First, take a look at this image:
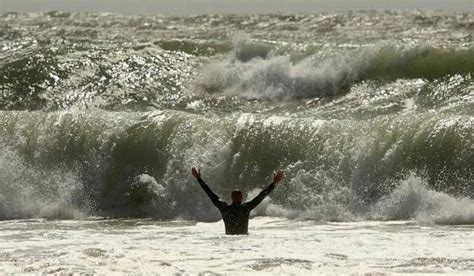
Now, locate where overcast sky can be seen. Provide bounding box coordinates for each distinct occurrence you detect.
[1,0,473,14]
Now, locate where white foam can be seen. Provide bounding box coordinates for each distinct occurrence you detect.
[1,218,472,274]
[371,174,474,225]
[0,146,87,220]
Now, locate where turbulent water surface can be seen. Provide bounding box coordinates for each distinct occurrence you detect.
[0,11,473,274]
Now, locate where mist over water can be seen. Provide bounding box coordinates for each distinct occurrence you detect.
[0,11,473,224]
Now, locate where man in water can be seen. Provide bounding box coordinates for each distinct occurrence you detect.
[191,167,284,235]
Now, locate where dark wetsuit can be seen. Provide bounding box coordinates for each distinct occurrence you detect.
[197,178,275,235]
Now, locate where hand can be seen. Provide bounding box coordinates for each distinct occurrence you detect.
[273,170,284,185]
[191,167,201,179]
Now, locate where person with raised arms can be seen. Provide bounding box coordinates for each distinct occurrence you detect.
[191,167,284,235]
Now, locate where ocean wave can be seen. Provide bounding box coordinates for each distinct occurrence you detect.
[1,11,472,224]
[198,39,473,100]
[0,110,471,223]
[154,39,233,56]
[251,174,474,225]
[370,174,474,225]
[0,45,198,111]
[0,146,88,220]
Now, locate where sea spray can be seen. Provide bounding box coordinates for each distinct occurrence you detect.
[1,110,472,222]
[0,11,473,224]
[370,174,474,225]
[198,40,473,100]
[0,145,88,220]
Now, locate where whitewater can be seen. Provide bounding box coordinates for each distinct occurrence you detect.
[0,11,473,274]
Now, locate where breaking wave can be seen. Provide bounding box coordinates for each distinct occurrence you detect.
[0,110,472,224]
[370,174,474,225]
[1,11,473,225]
[254,174,474,225]
[0,146,88,220]
[198,38,473,99]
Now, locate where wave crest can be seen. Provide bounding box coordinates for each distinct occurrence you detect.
[198,40,473,100]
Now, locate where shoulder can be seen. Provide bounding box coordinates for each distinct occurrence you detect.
[242,202,252,209]
[219,201,229,209]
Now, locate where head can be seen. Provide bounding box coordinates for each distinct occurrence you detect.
[231,190,243,204]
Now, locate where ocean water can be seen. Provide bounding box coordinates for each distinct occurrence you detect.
[1,218,473,274]
[0,11,473,274]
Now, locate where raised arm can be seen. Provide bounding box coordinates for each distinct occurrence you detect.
[244,171,284,210]
[192,168,226,210]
